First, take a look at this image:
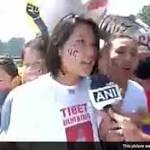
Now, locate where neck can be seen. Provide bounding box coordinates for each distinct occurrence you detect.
[112,75,128,88]
[56,71,81,86]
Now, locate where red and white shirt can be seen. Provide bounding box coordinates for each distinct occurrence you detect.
[0,73,99,142]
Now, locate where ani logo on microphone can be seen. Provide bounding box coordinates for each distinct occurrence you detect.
[89,82,122,110]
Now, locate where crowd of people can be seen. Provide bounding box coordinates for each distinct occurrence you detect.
[0,2,150,150]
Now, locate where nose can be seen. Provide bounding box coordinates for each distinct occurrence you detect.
[124,53,132,63]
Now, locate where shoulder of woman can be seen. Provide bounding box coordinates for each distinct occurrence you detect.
[128,80,145,91]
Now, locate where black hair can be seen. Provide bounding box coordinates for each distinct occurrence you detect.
[0,57,18,78]
[46,13,100,77]
[135,57,150,79]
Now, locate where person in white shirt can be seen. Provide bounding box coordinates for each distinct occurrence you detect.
[98,34,148,141]
[21,36,48,83]
[0,13,101,144]
[0,36,48,134]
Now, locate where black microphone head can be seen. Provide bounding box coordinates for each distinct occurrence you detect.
[90,74,110,89]
[89,74,122,110]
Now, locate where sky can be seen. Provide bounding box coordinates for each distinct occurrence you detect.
[0,0,150,42]
[108,0,150,15]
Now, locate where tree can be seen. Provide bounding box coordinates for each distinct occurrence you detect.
[7,38,25,56]
[138,4,150,26]
[0,38,25,57]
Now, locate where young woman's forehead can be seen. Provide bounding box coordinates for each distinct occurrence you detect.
[68,24,96,43]
[73,24,93,35]
[112,37,135,44]
[112,38,137,49]
[23,47,44,61]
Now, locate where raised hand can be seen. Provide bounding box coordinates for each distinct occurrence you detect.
[26,3,40,19]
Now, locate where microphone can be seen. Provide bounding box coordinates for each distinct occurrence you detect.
[89,74,122,110]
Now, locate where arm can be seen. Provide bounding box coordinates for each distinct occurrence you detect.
[140,132,150,141]
[1,96,13,132]
[26,3,48,36]
[108,109,150,141]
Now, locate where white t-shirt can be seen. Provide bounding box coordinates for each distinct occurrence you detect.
[0,73,99,142]
[121,80,148,113]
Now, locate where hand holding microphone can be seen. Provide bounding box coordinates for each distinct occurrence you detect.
[89,74,124,142]
[89,75,147,142]
[89,74,122,111]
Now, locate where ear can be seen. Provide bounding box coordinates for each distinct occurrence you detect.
[11,76,21,89]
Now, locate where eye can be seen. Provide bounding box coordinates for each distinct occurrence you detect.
[32,62,42,68]
[130,48,137,57]
[115,47,126,55]
[76,39,85,44]
[130,52,137,57]
[23,63,30,68]
[91,43,97,49]
[116,50,125,54]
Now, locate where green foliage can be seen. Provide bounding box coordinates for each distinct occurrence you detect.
[138,4,150,26]
[0,37,25,57]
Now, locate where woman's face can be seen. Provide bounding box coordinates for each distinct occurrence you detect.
[138,45,150,61]
[23,48,47,82]
[60,23,97,78]
[0,67,12,91]
[109,37,138,79]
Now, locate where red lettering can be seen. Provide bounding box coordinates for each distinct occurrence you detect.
[71,106,78,115]
[83,103,87,112]
[60,108,67,117]
[60,103,87,118]
[68,107,71,116]
[78,104,84,113]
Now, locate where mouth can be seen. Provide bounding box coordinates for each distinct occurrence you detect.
[81,61,94,66]
[122,67,131,71]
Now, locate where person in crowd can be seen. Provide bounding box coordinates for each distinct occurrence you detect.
[98,34,148,141]
[0,14,101,143]
[21,36,48,83]
[135,57,150,111]
[0,57,20,127]
[138,45,150,61]
[134,57,150,134]
[1,36,48,133]
[134,45,150,108]
[0,57,20,91]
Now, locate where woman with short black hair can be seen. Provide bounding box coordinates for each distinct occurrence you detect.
[1,14,100,144]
